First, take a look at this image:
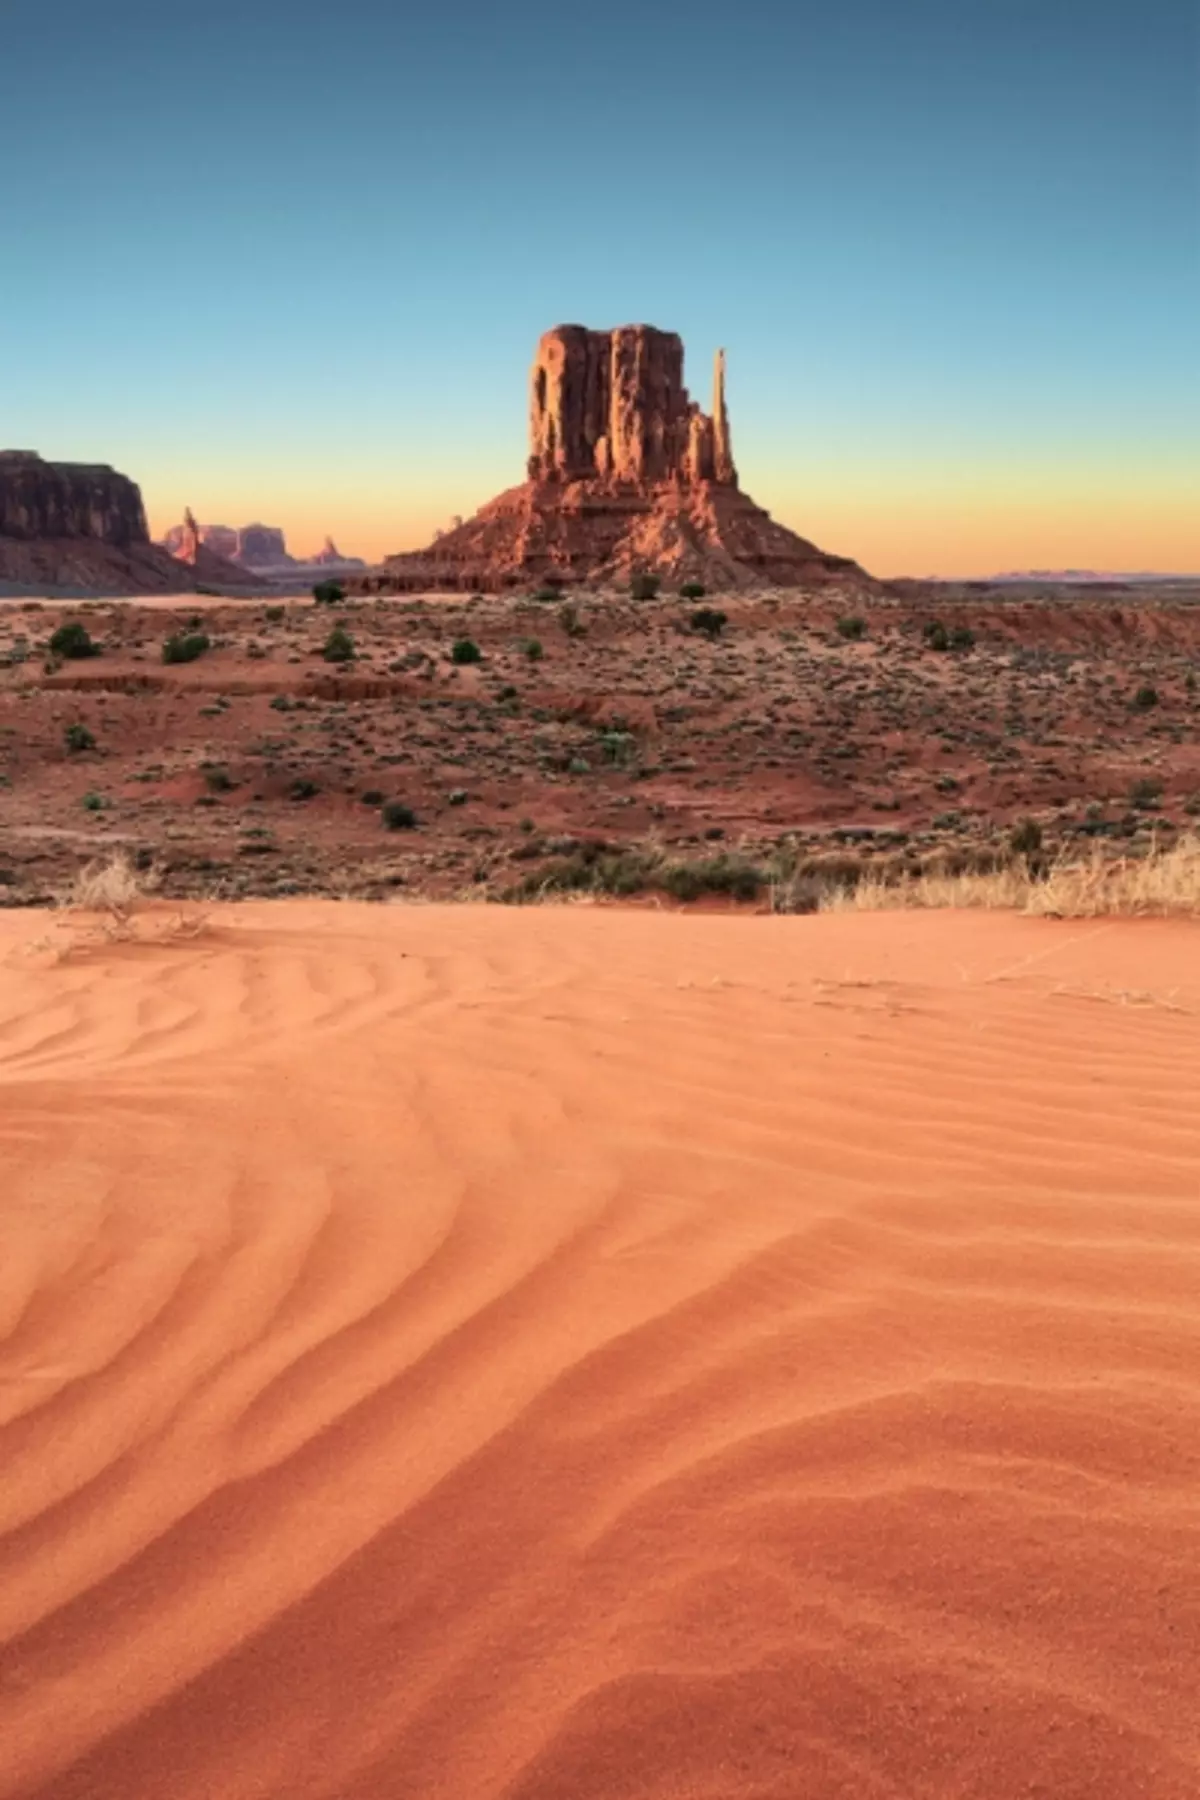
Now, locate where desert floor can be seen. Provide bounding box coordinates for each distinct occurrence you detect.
[2,583,1200,902]
[2,901,1198,1799]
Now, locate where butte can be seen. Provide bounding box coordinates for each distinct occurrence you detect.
[371,324,872,592]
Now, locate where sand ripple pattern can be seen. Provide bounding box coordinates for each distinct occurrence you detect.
[1,904,1198,1799]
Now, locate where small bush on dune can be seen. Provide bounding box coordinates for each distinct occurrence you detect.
[323,625,355,663]
[1132,684,1159,711]
[313,579,345,605]
[64,722,96,754]
[451,637,482,665]
[162,631,211,664]
[836,615,866,640]
[679,580,706,599]
[689,607,727,639]
[520,637,544,661]
[630,573,661,600]
[382,801,417,831]
[49,621,99,659]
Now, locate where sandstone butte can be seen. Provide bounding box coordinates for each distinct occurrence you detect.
[369,325,873,593]
[0,452,257,593]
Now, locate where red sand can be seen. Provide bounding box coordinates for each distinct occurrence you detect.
[1,904,1197,1798]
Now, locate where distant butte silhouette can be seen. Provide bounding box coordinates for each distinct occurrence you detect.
[370,325,873,592]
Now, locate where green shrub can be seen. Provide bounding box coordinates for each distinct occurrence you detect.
[64,722,96,754]
[204,765,235,792]
[679,580,706,599]
[1129,777,1163,809]
[49,621,98,659]
[448,788,469,806]
[689,607,727,639]
[382,801,417,830]
[630,573,661,600]
[949,625,975,651]
[361,788,385,805]
[162,631,211,664]
[836,615,866,641]
[451,637,482,665]
[264,605,285,622]
[1132,685,1159,711]
[313,579,345,605]
[520,637,544,661]
[923,621,950,652]
[1009,817,1043,857]
[659,853,764,903]
[323,625,355,663]
[81,791,104,812]
[559,602,585,638]
[531,583,564,602]
[289,778,319,801]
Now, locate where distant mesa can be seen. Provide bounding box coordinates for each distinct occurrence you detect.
[0,452,259,594]
[160,520,366,577]
[369,324,871,592]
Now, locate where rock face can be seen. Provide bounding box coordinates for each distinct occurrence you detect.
[0,451,148,547]
[526,326,737,489]
[373,325,869,592]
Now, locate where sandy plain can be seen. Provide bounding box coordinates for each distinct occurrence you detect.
[1,900,1198,1799]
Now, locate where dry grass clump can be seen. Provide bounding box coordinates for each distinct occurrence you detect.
[34,852,209,957]
[817,835,1200,919]
[56,851,161,921]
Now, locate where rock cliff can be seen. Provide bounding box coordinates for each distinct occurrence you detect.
[371,325,868,592]
[0,451,148,547]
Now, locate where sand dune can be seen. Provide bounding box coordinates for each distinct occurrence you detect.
[1,903,1198,1799]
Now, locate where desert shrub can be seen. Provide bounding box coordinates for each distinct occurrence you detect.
[451,637,482,665]
[599,729,637,767]
[1009,817,1043,858]
[162,630,211,664]
[1132,685,1159,711]
[679,580,706,599]
[1129,777,1163,810]
[689,607,728,639]
[520,637,544,661]
[264,605,285,622]
[289,779,319,801]
[630,573,661,601]
[361,788,385,805]
[559,602,585,638]
[922,621,950,652]
[836,615,866,640]
[203,765,235,792]
[531,582,564,602]
[50,621,98,659]
[64,722,96,754]
[382,801,417,830]
[949,625,975,651]
[323,625,355,663]
[660,853,764,903]
[81,791,104,812]
[448,787,469,806]
[313,579,345,605]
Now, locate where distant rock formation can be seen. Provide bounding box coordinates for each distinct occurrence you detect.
[169,507,269,589]
[159,521,364,576]
[311,535,365,569]
[0,452,258,593]
[236,523,294,569]
[371,325,870,592]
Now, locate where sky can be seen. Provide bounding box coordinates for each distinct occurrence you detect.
[1,0,1196,576]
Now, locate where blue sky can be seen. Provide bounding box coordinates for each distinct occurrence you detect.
[1,0,1196,571]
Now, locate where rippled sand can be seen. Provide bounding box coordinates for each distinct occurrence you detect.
[2,903,1198,1799]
